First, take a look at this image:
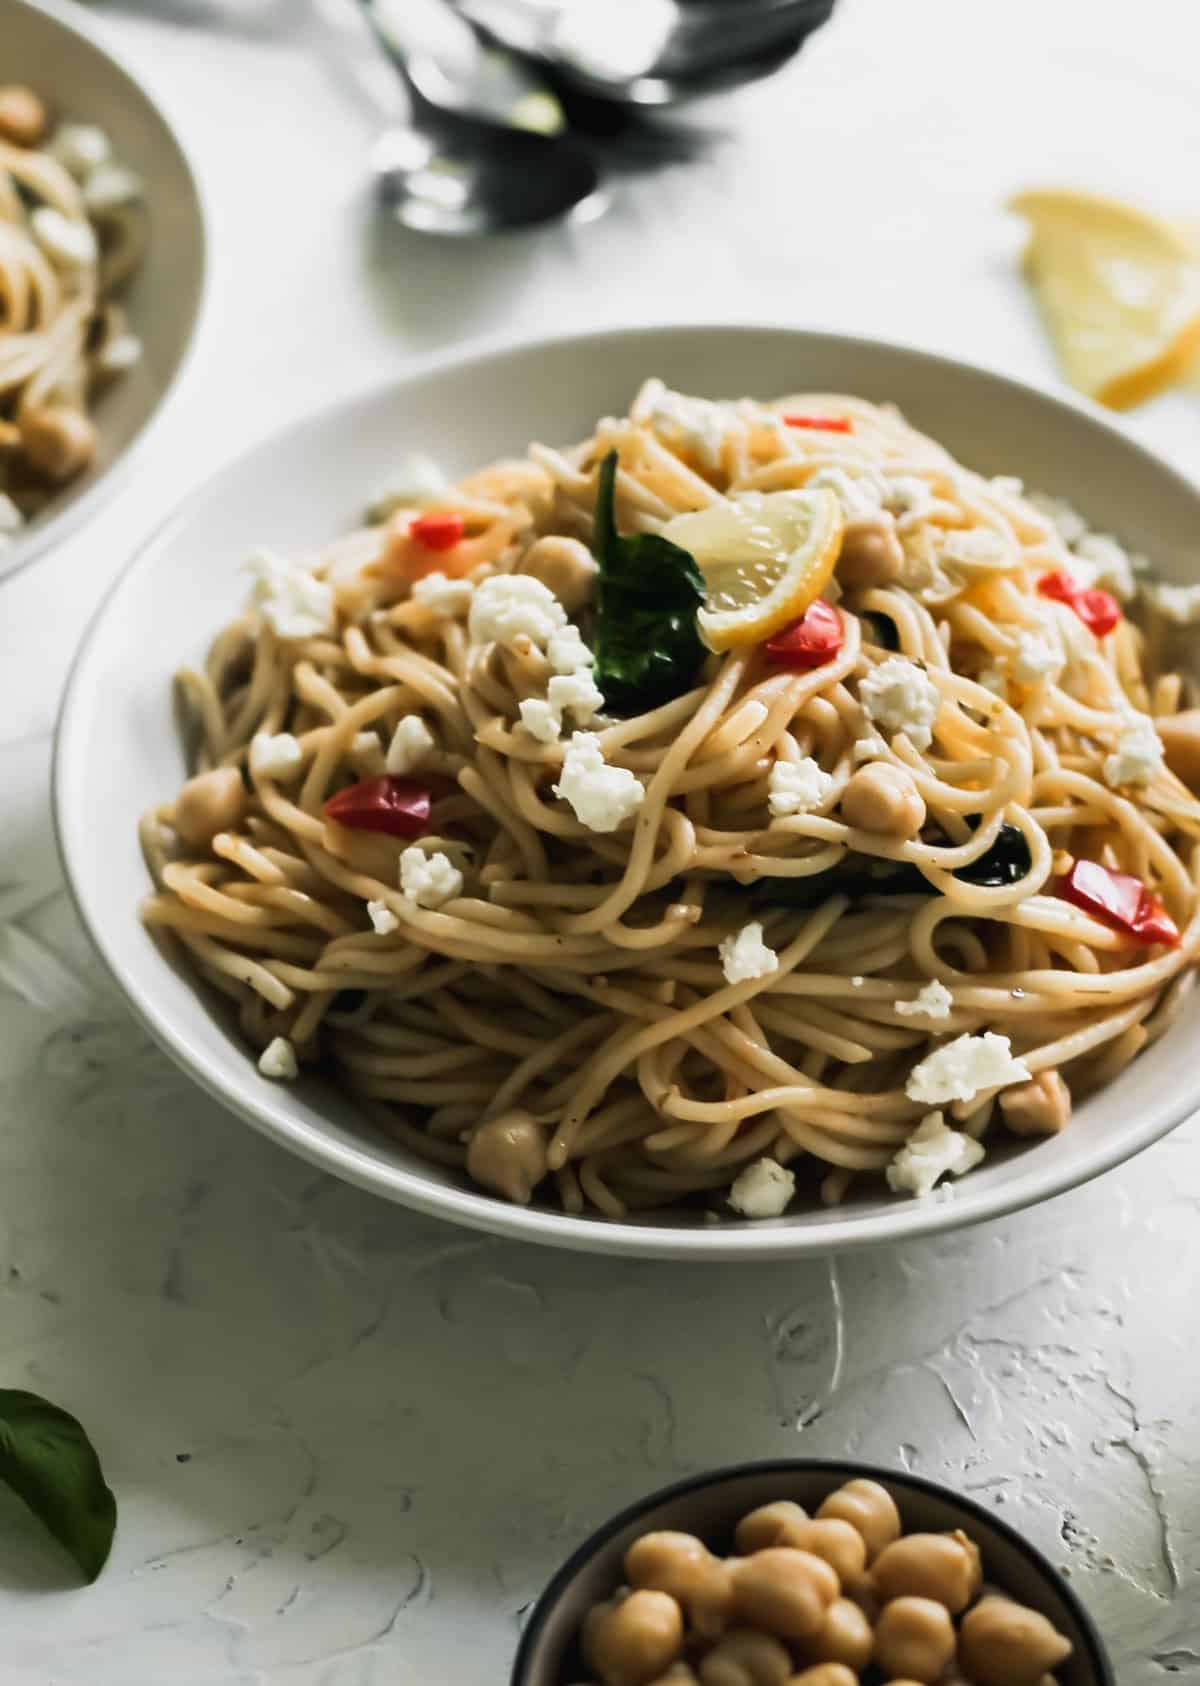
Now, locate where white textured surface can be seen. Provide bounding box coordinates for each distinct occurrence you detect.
[2,0,1200,1677]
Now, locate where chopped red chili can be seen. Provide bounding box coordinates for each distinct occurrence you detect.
[1037,570,1121,637]
[782,414,853,433]
[409,511,465,552]
[1058,858,1179,946]
[323,776,431,839]
[764,600,844,669]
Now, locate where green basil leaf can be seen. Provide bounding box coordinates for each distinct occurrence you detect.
[0,1390,116,1582]
[591,450,708,715]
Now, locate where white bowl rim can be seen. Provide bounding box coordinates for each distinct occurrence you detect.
[54,319,1200,1261]
[0,0,211,585]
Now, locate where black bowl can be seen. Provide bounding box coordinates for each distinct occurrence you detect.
[511,1459,1114,1685]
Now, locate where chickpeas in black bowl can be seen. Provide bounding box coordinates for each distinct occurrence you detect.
[512,1461,1112,1686]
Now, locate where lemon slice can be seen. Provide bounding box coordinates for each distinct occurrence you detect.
[663,489,843,652]
[1009,188,1200,409]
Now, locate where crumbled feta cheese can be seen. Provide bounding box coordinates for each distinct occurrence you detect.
[990,475,1024,497]
[553,732,645,832]
[96,332,142,375]
[808,466,885,520]
[859,658,941,751]
[0,494,23,535]
[1027,491,1088,546]
[1072,533,1137,601]
[728,1157,795,1218]
[411,571,473,616]
[367,899,399,935]
[244,548,336,640]
[399,845,463,909]
[647,387,728,468]
[258,1036,298,1081]
[941,528,1014,572]
[976,664,1008,697]
[49,123,110,179]
[30,207,97,269]
[519,698,562,743]
[367,453,449,521]
[1103,715,1164,788]
[852,735,888,762]
[886,1111,985,1198]
[718,921,778,986]
[1011,632,1063,685]
[547,670,603,725]
[768,757,834,817]
[249,732,303,779]
[82,162,142,213]
[386,714,434,775]
[906,1033,1030,1105]
[1144,581,1200,624]
[468,573,567,649]
[546,626,595,675]
[895,979,953,1020]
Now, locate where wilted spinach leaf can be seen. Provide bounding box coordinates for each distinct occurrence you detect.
[749,824,1033,908]
[0,1390,116,1582]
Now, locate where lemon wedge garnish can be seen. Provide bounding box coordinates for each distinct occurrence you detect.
[1010,188,1200,409]
[663,489,843,652]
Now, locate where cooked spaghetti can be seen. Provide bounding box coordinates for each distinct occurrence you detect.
[139,382,1200,1220]
[0,87,144,538]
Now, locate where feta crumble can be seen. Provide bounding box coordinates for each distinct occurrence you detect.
[411,571,473,616]
[895,979,953,1020]
[30,206,97,269]
[859,658,941,751]
[906,1033,1030,1106]
[553,732,644,832]
[768,757,835,817]
[1011,632,1064,685]
[519,698,562,743]
[728,1157,795,1218]
[1072,533,1138,601]
[96,332,142,375]
[546,626,595,675]
[886,1111,985,1198]
[386,714,434,775]
[547,670,603,725]
[258,1037,298,1081]
[808,465,886,520]
[244,549,336,640]
[976,664,1008,698]
[249,732,303,779]
[399,846,463,909]
[367,899,399,935]
[367,453,448,521]
[468,573,567,649]
[646,386,728,469]
[718,921,778,986]
[1103,715,1164,789]
[1144,581,1200,624]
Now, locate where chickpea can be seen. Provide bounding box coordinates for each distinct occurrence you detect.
[802,1596,873,1671]
[816,1479,901,1562]
[697,1628,792,1686]
[172,766,246,848]
[998,1070,1071,1137]
[871,1531,979,1613]
[733,1501,809,1556]
[521,534,598,615]
[871,1596,956,1683]
[840,763,926,838]
[731,1549,839,1640]
[18,405,97,483]
[1156,709,1200,789]
[466,1111,548,1205]
[647,1669,699,1686]
[957,1595,1072,1686]
[777,1520,867,1588]
[0,84,48,147]
[582,1590,685,1686]
[782,1668,857,1686]
[837,514,905,589]
[626,1531,733,1638]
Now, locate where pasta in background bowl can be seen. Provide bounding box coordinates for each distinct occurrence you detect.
[54,325,1200,1260]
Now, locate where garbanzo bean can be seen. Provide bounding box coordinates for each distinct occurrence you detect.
[626,1531,733,1638]
[582,1590,685,1686]
[802,1596,873,1670]
[0,84,48,147]
[871,1530,978,1612]
[837,515,905,589]
[871,1596,956,1683]
[697,1628,792,1686]
[840,762,926,838]
[520,534,598,615]
[782,1667,857,1686]
[731,1549,838,1640]
[776,1520,866,1588]
[957,1595,1073,1686]
[18,405,97,482]
[173,766,246,848]
[465,1111,547,1204]
[816,1479,901,1562]
[733,1501,810,1556]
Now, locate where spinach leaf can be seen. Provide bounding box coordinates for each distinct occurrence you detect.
[591,450,708,715]
[0,1390,116,1581]
[749,825,1033,909]
[953,823,1031,887]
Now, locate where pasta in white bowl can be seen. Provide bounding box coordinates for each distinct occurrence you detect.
[55,325,1200,1259]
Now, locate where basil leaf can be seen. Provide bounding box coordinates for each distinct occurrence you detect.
[591,450,708,715]
[0,1390,116,1581]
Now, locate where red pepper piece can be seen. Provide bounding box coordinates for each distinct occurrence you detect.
[764,600,844,668]
[323,776,431,839]
[409,511,465,552]
[782,414,853,433]
[1058,858,1180,946]
[1037,570,1120,637]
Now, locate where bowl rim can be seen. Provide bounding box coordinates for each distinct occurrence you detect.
[0,0,211,586]
[53,319,1200,1262]
[509,1456,1116,1685]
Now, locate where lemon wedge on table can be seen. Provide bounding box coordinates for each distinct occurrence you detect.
[1010,188,1200,409]
[662,489,843,653]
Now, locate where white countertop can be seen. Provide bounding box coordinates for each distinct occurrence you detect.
[2,0,1199,1678]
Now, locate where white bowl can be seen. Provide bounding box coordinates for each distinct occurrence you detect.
[0,0,207,583]
[54,324,1200,1260]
